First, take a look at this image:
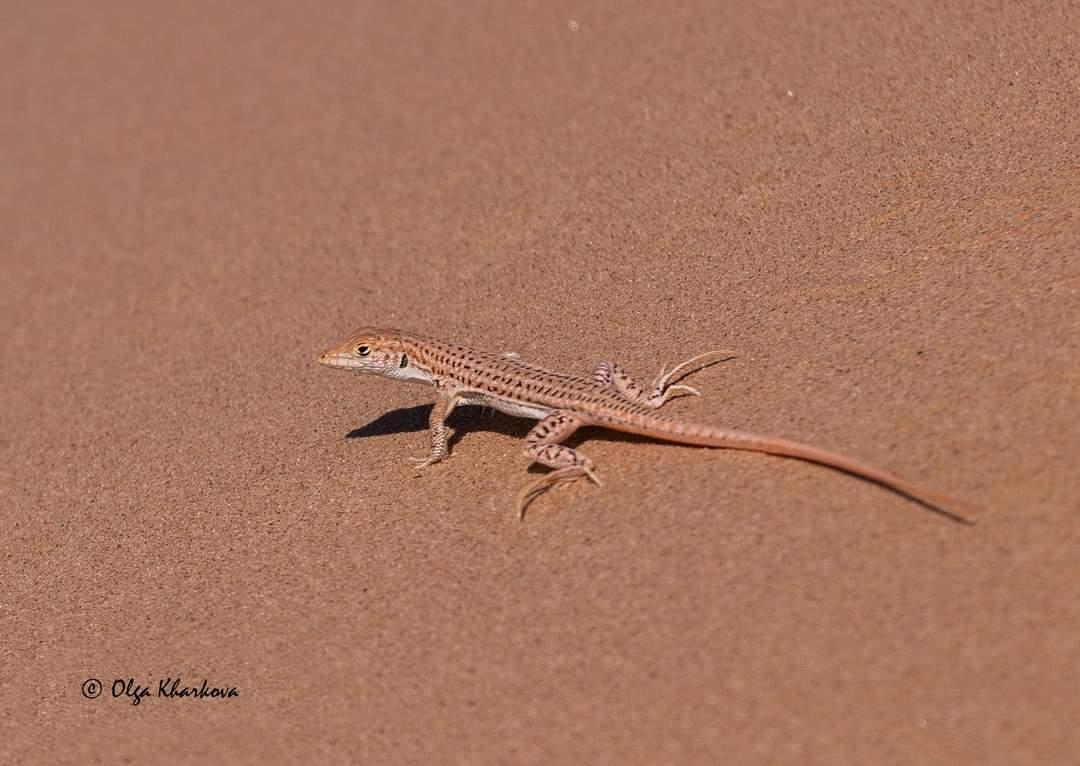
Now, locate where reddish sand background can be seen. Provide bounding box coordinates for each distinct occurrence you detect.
[2,1,1078,763]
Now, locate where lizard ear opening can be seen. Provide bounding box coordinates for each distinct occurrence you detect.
[399,354,409,369]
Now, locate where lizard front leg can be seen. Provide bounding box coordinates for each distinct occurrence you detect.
[410,391,461,471]
[592,350,735,408]
[516,412,600,519]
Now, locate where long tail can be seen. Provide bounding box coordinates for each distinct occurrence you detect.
[601,414,976,525]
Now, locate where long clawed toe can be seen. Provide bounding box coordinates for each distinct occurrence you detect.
[669,384,700,397]
[516,466,599,520]
[654,383,701,404]
[408,455,445,473]
[653,350,737,400]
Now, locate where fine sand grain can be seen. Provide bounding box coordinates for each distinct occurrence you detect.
[3,2,1078,763]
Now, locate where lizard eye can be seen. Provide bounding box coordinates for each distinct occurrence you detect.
[356,345,371,356]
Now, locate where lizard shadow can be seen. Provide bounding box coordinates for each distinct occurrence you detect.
[346,404,535,449]
[345,404,431,439]
[345,404,655,471]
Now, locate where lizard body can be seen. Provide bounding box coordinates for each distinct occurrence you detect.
[318,328,975,524]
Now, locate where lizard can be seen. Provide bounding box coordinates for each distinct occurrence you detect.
[317,327,976,525]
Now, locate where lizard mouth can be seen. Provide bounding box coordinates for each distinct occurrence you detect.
[318,351,371,372]
[317,351,349,368]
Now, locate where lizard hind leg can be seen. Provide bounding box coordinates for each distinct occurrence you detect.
[592,349,736,409]
[591,361,649,403]
[516,412,600,519]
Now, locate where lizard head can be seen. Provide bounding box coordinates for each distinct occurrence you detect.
[317,327,432,383]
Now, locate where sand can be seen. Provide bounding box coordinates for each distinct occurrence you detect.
[2,1,1078,763]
